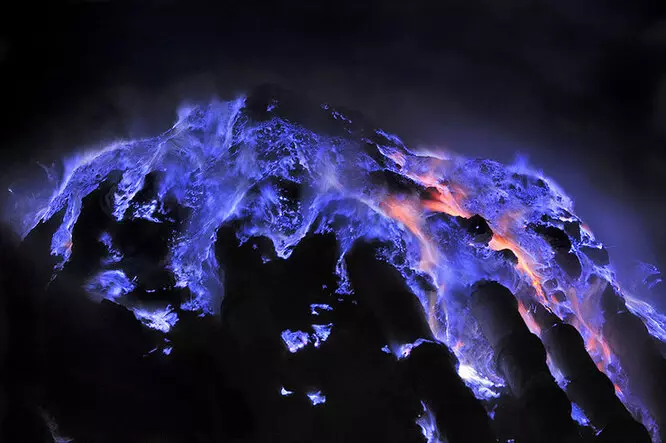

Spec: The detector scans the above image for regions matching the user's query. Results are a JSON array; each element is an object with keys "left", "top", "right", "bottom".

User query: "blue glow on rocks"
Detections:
[
  {"left": 310, "top": 303, "right": 332, "bottom": 316},
  {"left": 571, "top": 403, "right": 590, "bottom": 427},
  {"left": 280, "top": 387, "right": 294, "bottom": 396},
  {"left": 306, "top": 391, "right": 326, "bottom": 406},
  {"left": 133, "top": 305, "right": 179, "bottom": 333},
  {"left": 7, "top": 90, "right": 665, "bottom": 436},
  {"left": 312, "top": 323, "right": 333, "bottom": 347},
  {"left": 456, "top": 363, "right": 502, "bottom": 400},
  {"left": 281, "top": 330, "right": 310, "bottom": 353},
  {"left": 394, "top": 338, "right": 432, "bottom": 359},
  {"left": 84, "top": 270, "right": 135, "bottom": 302},
  {"left": 416, "top": 401, "right": 445, "bottom": 443}
]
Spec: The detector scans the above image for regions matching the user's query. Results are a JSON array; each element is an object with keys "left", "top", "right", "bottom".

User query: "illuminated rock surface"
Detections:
[{"left": 2, "top": 84, "right": 666, "bottom": 442}]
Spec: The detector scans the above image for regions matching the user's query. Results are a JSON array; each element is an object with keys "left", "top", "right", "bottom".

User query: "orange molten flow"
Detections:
[
  {"left": 383, "top": 174, "right": 548, "bottom": 302},
  {"left": 422, "top": 185, "right": 470, "bottom": 219},
  {"left": 488, "top": 234, "right": 546, "bottom": 302},
  {"left": 411, "top": 170, "right": 470, "bottom": 219},
  {"left": 381, "top": 173, "right": 616, "bottom": 376},
  {"left": 483, "top": 210, "right": 547, "bottom": 302},
  {"left": 568, "top": 286, "right": 614, "bottom": 371},
  {"left": 420, "top": 180, "right": 547, "bottom": 302},
  {"left": 518, "top": 301, "right": 542, "bottom": 335},
  {"left": 380, "top": 197, "right": 439, "bottom": 273}
]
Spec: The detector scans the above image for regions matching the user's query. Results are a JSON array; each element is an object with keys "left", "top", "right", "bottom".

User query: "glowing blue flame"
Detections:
[
  {"left": 456, "top": 363, "right": 502, "bottom": 399},
  {"left": 133, "top": 305, "right": 179, "bottom": 333},
  {"left": 626, "top": 294, "right": 666, "bottom": 344},
  {"left": 281, "top": 330, "right": 310, "bottom": 353},
  {"left": 7, "top": 91, "right": 666, "bottom": 437},
  {"left": 306, "top": 390, "right": 326, "bottom": 406},
  {"left": 98, "top": 232, "right": 123, "bottom": 265},
  {"left": 310, "top": 303, "right": 332, "bottom": 316},
  {"left": 84, "top": 270, "right": 135, "bottom": 302},
  {"left": 416, "top": 401, "right": 446, "bottom": 443},
  {"left": 571, "top": 403, "right": 590, "bottom": 427},
  {"left": 132, "top": 200, "right": 161, "bottom": 223},
  {"left": 312, "top": 323, "right": 333, "bottom": 347},
  {"left": 282, "top": 324, "right": 333, "bottom": 352},
  {"left": 393, "top": 338, "right": 432, "bottom": 360},
  {"left": 280, "top": 387, "right": 294, "bottom": 396}
]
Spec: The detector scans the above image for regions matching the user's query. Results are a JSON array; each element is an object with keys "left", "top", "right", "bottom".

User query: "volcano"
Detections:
[{"left": 2, "top": 84, "right": 666, "bottom": 443}]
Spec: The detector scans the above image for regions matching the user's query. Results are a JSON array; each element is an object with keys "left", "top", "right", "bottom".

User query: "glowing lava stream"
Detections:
[{"left": 380, "top": 173, "right": 618, "bottom": 389}]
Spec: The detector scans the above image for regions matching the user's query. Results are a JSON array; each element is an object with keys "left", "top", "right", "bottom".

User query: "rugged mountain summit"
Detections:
[{"left": 2, "top": 84, "right": 665, "bottom": 442}]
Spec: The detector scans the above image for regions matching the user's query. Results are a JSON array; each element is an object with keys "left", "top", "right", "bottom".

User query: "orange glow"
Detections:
[
  {"left": 381, "top": 171, "right": 618, "bottom": 383},
  {"left": 454, "top": 340, "right": 465, "bottom": 351},
  {"left": 414, "top": 173, "right": 470, "bottom": 219},
  {"left": 380, "top": 197, "right": 438, "bottom": 272},
  {"left": 412, "top": 173, "right": 438, "bottom": 188},
  {"left": 422, "top": 184, "right": 470, "bottom": 218},
  {"left": 569, "top": 286, "right": 613, "bottom": 372},
  {"left": 489, "top": 234, "right": 546, "bottom": 302},
  {"left": 418, "top": 181, "right": 547, "bottom": 303},
  {"left": 587, "top": 336, "right": 608, "bottom": 370},
  {"left": 585, "top": 336, "right": 612, "bottom": 371},
  {"left": 601, "top": 339, "right": 612, "bottom": 363},
  {"left": 484, "top": 210, "right": 548, "bottom": 301},
  {"left": 450, "top": 183, "right": 468, "bottom": 199},
  {"left": 518, "top": 302, "right": 542, "bottom": 335}
]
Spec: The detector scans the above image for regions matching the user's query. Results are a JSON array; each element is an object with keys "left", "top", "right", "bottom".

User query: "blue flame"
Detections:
[
  {"left": 571, "top": 403, "right": 590, "bottom": 427},
  {"left": 133, "top": 305, "right": 179, "bottom": 333},
  {"left": 312, "top": 323, "right": 333, "bottom": 348},
  {"left": 456, "top": 363, "right": 502, "bottom": 399},
  {"left": 7, "top": 92, "right": 666, "bottom": 437},
  {"left": 84, "top": 270, "right": 135, "bottom": 302},
  {"left": 416, "top": 401, "right": 446, "bottom": 443},
  {"left": 306, "top": 390, "right": 326, "bottom": 406},
  {"left": 281, "top": 330, "right": 310, "bottom": 353},
  {"left": 310, "top": 303, "right": 332, "bottom": 316},
  {"left": 280, "top": 387, "right": 294, "bottom": 396},
  {"left": 282, "top": 324, "right": 333, "bottom": 352},
  {"left": 98, "top": 232, "right": 123, "bottom": 265},
  {"left": 393, "top": 338, "right": 432, "bottom": 360}
]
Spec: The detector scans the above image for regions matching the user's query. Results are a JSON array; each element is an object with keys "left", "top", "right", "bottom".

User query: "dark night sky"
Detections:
[{"left": 1, "top": 0, "right": 665, "bottom": 299}]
